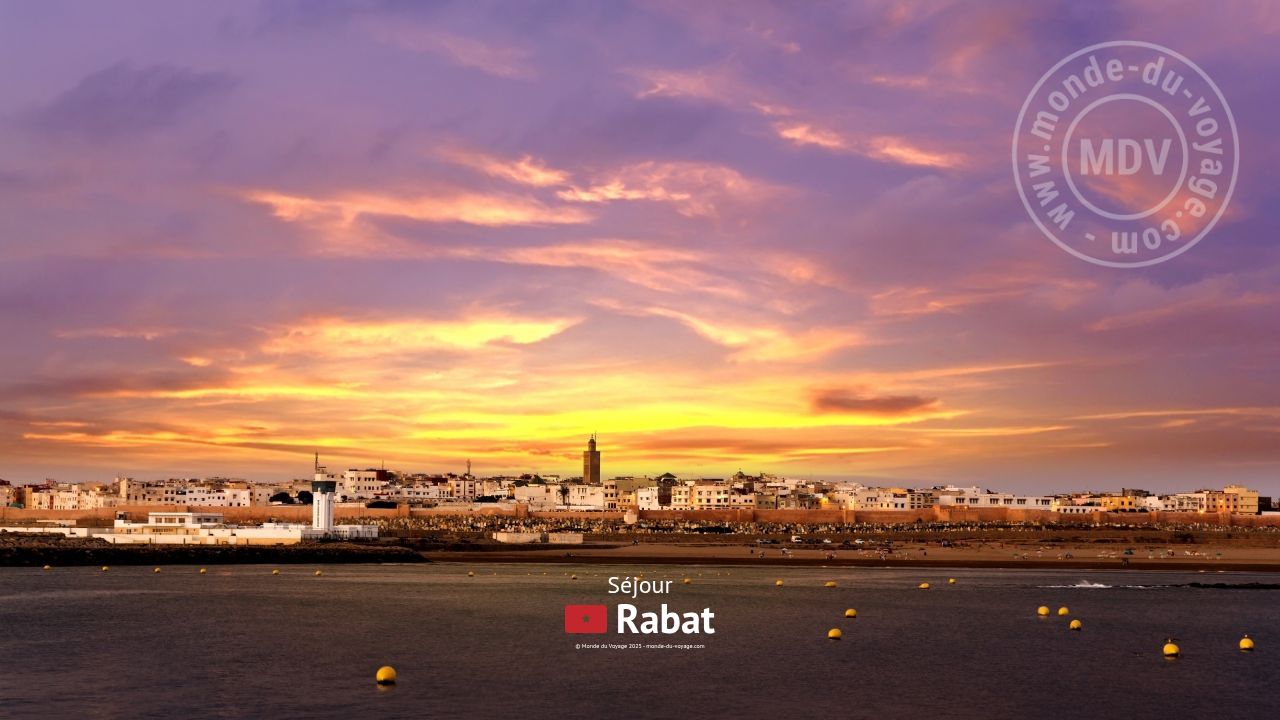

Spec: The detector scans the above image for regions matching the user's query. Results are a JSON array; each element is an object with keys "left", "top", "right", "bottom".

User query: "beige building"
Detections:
[{"left": 1210, "top": 485, "right": 1260, "bottom": 514}]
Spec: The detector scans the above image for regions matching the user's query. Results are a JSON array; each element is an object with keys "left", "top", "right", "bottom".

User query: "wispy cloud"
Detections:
[
  {"left": 639, "top": 306, "right": 863, "bottom": 363},
  {"left": 556, "top": 161, "right": 779, "bottom": 217},
  {"left": 25, "top": 62, "right": 236, "bottom": 140},
  {"left": 261, "top": 314, "right": 579, "bottom": 357},
  {"left": 773, "top": 122, "right": 965, "bottom": 168},
  {"left": 811, "top": 389, "right": 939, "bottom": 415},
  {"left": 244, "top": 188, "right": 592, "bottom": 228},
  {"left": 368, "top": 23, "right": 533, "bottom": 79},
  {"left": 441, "top": 148, "right": 570, "bottom": 187}
]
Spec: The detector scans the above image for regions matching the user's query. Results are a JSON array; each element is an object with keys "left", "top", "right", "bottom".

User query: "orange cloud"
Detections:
[
  {"left": 775, "top": 123, "right": 848, "bottom": 150},
  {"left": 244, "top": 188, "right": 592, "bottom": 228},
  {"left": 441, "top": 148, "right": 569, "bottom": 187},
  {"left": 261, "top": 315, "right": 579, "bottom": 357},
  {"left": 556, "top": 161, "right": 778, "bottom": 217},
  {"left": 639, "top": 306, "right": 863, "bottom": 362},
  {"left": 773, "top": 123, "right": 964, "bottom": 168}
]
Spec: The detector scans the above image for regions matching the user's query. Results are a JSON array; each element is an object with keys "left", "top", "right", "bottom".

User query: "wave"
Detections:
[
  {"left": 1037, "top": 580, "right": 1280, "bottom": 591},
  {"left": 1038, "top": 580, "right": 1112, "bottom": 589}
]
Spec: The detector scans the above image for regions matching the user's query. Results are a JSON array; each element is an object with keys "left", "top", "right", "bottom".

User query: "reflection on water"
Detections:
[{"left": 1, "top": 564, "right": 1275, "bottom": 720}]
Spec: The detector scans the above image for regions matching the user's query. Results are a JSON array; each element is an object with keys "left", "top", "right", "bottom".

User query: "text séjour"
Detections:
[{"left": 608, "top": 575, "right": 674, "bottom": 599}]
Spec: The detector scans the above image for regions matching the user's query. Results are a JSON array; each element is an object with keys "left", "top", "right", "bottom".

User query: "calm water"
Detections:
[{"left": 1, "top": 563, "right": 1277, "bottom": 719}]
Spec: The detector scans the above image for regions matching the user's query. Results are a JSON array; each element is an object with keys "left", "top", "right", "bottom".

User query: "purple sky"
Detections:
[{"left": 1, "top": 0, "right": 1278, "bottom": 494}]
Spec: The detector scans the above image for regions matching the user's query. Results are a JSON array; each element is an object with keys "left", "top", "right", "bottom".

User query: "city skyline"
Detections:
[{"left": 2, "top": 1, "right": 1279, "bottom": 494}]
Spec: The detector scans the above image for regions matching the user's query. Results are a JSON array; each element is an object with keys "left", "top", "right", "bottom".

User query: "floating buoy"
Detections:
[
  {"left": 314, "top": 570, "right": 323, "bottom": 577},
  {"left": 775, "top": 580, "right": 784, "bottom": 587},
  {"left": 1163, "top": 640, "right": 1180, "bottom": 658},
  {"left": 570, "top": 574, "right": 577, "bottom": 580},
  {"left": 844, "top": 608, "right": 857, "bottom": 618},
  {"left": 918, "top": 582, "right": 930, "bottom": 590},
  {"left": 1058, "top": 606, "right": 1069, "bottom": 616},
  {"left": 948, "top": 578, "right": 956, "bottom": 584},
  {"left": 100, "top": 566, "right": 109, "bottom": 572},
  {"left": 153, "top": 567, "right": 161, "bottom": 574},
  {"left": 683, "top": 578, "right": 691, "bottom": 585},
  {"left": 272, "top": 569, "right": 280, "bottom": 575},
  {"left": 1069, "top": 619, "right": 1082, "bottom": 631},
  {"left": 375, "top": 665, "right": 397, "bottom": 685},
  {"left": 1037, "top": 606, "right": 1050, "bottom": 617},
  {"left": 1239, "top": 635, "right": 1254, "bottom": 652},
  {"left": 42, "top": 565, "right": 51, "bottom": 572},
  {"left": 824, "top": 581, "right": 837, "bottom": 588},
  {"left": 199, "top": 568, "right": 207, "bottom": 575},
  {"left": 827, "top": 628, "right": 842, "bottom": 640}
]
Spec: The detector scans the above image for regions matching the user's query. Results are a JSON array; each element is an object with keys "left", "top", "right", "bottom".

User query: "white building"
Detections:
[
  {"left": 567, "top": 484, "right": 606, "bottom": 510},
  {"left": 385, "top": 482, "right": 451, "bottom": 503},
  {"left": 935, "top": 486, "right": 1054, "bottom": 510},
  {"left": 1, "top": 511, "right": 377, "bottom": 545},
  {"left": 636, "top": 487, "right": 662, "bottom": 510},
  {"left": 340, "top": 470, "right": 388, "bottom": 501},
  {"left": 513, "top": 483, "right": 561, "bottom": 510}
]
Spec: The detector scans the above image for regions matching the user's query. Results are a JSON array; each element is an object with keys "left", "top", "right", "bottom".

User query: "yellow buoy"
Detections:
[
  {"left": 824, "top": 581, "right": 837, "bottom": 588},
  {"left": 467, "top": 571, "right": 474, "bottom": 577},
  {"left": 1037, "top": 606, "right": 1050, "bottom": 617},
  {"left": 199, "top": 568, "right": 207, "bottom": 575},
  {"left": 272, "top": 569, "right": 280, "bottom": 575},
  {"left": 827, "top": 628, "right": 842, "bottom": 640},
  {"left": 1239, "top": 635, "right": 1254, "bottom": 652},
  {"left": 375, "top": 665, "right": 397, "bottom": 685},
  {"left": 844, "top": 608, "right": 857, "bottom": 618},
  {"left": 100, "top": 566, "right": 109, "bottom": 572},
  {"left": 1163, "top": 641, "right": 1180, "bottom": 658},
  {"left": 775, "top": 579, "right": 784, "bottom": 587},
  {"left": 570, "top": 574, "right": 577, "bottom": 580},
  {"left": 1069, "top": 619, "right": 1082, "bottom": 631},
  {"left": 153, "top": 567, "right": 161, "bottom": 574},
  {"left": 314, "top": 570, "right": 323, "bottom": 577},
  {"left": 918, "top": 582, "right": 930, "bottom": 590},
  {"left": 683, "top": 578, "right": 691, "bottom": 584},
  {"left": 42, "top": 565, "right": 51, "bottom": 572},
  {"left": 948, "top": 578, "right": 956, "bottom": 584},
  {"left": 1058, "top": 606, "right": 1069, "bottom": 616}
]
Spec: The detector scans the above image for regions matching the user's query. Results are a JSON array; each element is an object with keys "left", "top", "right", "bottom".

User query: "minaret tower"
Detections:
[{"left": 583, "top": 433, "right": 601, "bottom": 485}]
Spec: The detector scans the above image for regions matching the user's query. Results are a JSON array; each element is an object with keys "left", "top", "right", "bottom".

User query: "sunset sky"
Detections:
[{"left": 1, "top": 1, "right": 1278, "bottom": 493}]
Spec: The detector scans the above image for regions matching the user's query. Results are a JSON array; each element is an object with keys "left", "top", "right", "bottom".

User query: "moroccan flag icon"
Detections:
[{"left": 565, "top": 604, "right": 608, "bottom": 633}]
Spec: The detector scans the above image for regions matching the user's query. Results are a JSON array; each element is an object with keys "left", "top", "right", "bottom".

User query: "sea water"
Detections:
[{"left": 1, "top": 564, "right": 1276, "bottom": 719}]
